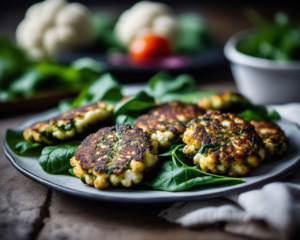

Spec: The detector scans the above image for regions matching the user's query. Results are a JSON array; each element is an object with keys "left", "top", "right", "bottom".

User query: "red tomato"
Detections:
[{"left": 129, "top": 34, "right": 172, "bottom": 61}]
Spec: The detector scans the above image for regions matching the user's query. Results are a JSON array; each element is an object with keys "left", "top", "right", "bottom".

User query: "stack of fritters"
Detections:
[
  {"left": 24, "top": 101, "right": 114, "bottom": 144},
  {"left": 134, "top": 101, "right": 205, "bottom": 148},
  {"left": 70, "top": 124, "right": 158, "bottom": 189},
  {"left": 183, "top": 111, "right": 266, "bottom": 177}
]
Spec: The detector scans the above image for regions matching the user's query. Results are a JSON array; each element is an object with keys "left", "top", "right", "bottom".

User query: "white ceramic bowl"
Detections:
[{"left": 224, "top": 30, "right": 300, "bottom": 104}]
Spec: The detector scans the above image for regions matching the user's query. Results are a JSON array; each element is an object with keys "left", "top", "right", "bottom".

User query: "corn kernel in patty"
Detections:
[
  {"left": 23, "top": 101, "right": 114, "bottom": 144},
  {"left": 134, "top": 101, "right": 204, "bottom": 148},
  {"left": 70, "top": 124, "right": 158, "bottom": 189},
  {"left": 183, "top": 111, "right": 265, "bottom": 177}
]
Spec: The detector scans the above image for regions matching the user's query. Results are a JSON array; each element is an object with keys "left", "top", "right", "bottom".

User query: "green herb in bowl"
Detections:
[{"left": 236, "top": 11, "right": 300, "bottom": 61}]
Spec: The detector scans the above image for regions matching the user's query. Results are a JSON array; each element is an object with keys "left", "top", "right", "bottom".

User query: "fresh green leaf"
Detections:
[
  {"left": 71, "top": 57, "right": 106, "bottom": 73},
  {"left": 146, "top": 72, "right": 197, "bottom": 101},
  {"left": 39, "top": 141, "right": 81, "bottom": 174},
  {"left": 238, "top": 105, "right": 280, "bottom": 121},
  {"left": 0, "top": 36, "right": 30, "bottom": 90},
  {"left": 57, "top": 73, "right": 124, "bottom": 113},
  {"left": 57, "top": 98, "right": 74, "bottom": 113},
  {"left": 145, "top": 161, "right": 242, "bottom": 192},
  {"left": 158, "top": 144, "right": 182, "bottom": 157},
  {"left": 237, "top": 11, "right": 300, "bottom": 61},
  {"left": 175, "top": 13, "right": 210, "bottom": 54},
  {"left": 158, "top": 91, "right": 216, "bottom": 104},
  {"left": 8, "top": 61, "right": 85, "bottom": 97},
  {"left": 267, "top": 109, "right": 281, "bottom": 121},
  {"left": 8, "top": 69, "right": 42, "bottom": 97},
  {"left": 114, "top": 113, "right": 141, "bottom": 125},
  {"left": 0, "top": 90, "right": 13, "bottom": 102},
  {"left": 113, "top": 90, "right": 155, "bottom": 124},
  {"left": 15, "top": 141, "right": 41, "bottom": 154},
  {"left": 5, "top": 129, "right": 42, "bottom": 156},
  {"left": 82, "top": 73, "right": 123, "bottom": 105},
  {"left": 68, "top": 168, "right": 75, "bottom": 176},
  {"left": 90, "top": 12, "right": 122, "bottom": 51}
]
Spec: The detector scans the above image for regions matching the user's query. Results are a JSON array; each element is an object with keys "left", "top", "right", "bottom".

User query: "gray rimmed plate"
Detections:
[{"left": 3, "top": 109, "right": 300, "bottom": 203}]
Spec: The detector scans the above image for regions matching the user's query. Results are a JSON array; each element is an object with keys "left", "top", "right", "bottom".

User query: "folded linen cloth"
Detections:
[{"left": 159, "top": 103, "right": 300, "bottom": 240}]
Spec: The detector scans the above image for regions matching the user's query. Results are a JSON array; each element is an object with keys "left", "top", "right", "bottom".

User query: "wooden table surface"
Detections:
[{"left": 0, "top": 80, "right": 256, "bottom": 240}]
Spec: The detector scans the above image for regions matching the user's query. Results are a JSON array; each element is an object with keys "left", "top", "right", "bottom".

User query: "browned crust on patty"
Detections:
[
  {"left": 49, "top": 102, "right": 102, "bottom": 123},
  {"left": 250, "top": 120, "right": 285, "bottom": 141},
  {"left": 134, "top": 101, "right": 205, "bottom": 135},
  {"left": 197, "top": 92, "right": 251, "bottom": 112},
  {"left": 75, "top": 124, "right": 153, "bottom": 174},
  {"left": 183, "top": 111, "right": 265, "bottom": 176},
  {"left": 250, "top": 120, "right": 289, "bottom": 160},
  {"left": 23, "top": 101, "right": 112, "bottom": 144}
]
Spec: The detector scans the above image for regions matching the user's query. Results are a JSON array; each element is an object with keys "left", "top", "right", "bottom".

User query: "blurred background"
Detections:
[
  {"left": 1, "top": 1, "right": 299, "bottom": 43},
  {"left": 0, "top": 0, "right": 299, "bottom": 115}
]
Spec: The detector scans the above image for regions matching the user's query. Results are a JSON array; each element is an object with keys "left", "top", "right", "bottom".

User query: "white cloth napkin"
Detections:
[{"left": 159, "top": 103, "right": 300, "bottom": 240}]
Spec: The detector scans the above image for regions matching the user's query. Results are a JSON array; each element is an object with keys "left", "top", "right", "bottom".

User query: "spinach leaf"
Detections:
[
  {"left": 175, "top": 13, "right": 210, "bottom": 54},
  {"left": 157, "top": 144, "right": 182, "bottom": 157},
  {"left": 114, "top": 113, "right": 141, "bottom": 125},
  {"left": 39, "top": 141, "right": 81, "bottom": 174},
  {"left": 68, "top": 168, "right": 75, "bottom": 176},
  {"left": 90, "top": 12, "right": 122, "bottom": 52},
  {"left": 71, "top": 57, "right": 106, "bottom": 74},
  {"left": 145, "top": 161, "right": 242, "bottom": 192},
  {"left": 238, "top": 105, "right": 280, "bottom": 121},
  {"left": 58, "top": 73, "right": 123, "bottom": 112},
  {"left": 113, "top": 91, "right": 155, "bottom": 124},
  {"left": 0, "top": 90, "right": 13, "bottom": 102},
  {"left": 8, "top": 61, "right": 84, "bottom": 98},
  {"left": 82, "top": 73, "right": 123, "bottom": 106},
  {"left": 146, "top": 143, "right": 243, "bottom": 192},
  {"left": 0, "top": 36, "right": 30, "bottom": 90},
  {"left": 158, "top": 91, "right": 216, "bottom": 104},
  {"left": 5, "top": 129, "right": 42, "bottom": 156},
  {"left": 146, "top": 72, "right": 197, "bottom": 101},
  {"left": 8, "top": 69, "right": 42, "bottom": 97},
  {"left": 237, "top": 10, "right": 300, "bottom": 61},
  {"left": 57, "top": 98, "right": 74, "bottom": 113}
]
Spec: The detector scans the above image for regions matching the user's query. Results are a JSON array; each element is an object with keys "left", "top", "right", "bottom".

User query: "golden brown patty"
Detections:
[
  {"left": 70, "top": 124, "right": 158, "bottom": 189},
  {"left": 23, "top": 101, "right": 114, "bottom": 144},
  {"left": 250, "top": 120, "right": 289, "bottom": 160},
  {"left": 183, "top": 111, "right": 265, "bottom": 177},
  {"left": 134, "top": 101, "right": 205, "bottom": 147},
  {"left": 198, "top": 92, "right": 251, "bottom": 112}
]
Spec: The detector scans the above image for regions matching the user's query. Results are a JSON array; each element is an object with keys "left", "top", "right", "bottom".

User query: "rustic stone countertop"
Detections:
[{"left": 0, "top": 81, "right": 258, "bottom": 240}]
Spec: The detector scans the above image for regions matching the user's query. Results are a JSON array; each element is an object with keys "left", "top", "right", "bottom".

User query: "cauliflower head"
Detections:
[
  {"left": 115, "top": 1, "right": 178, "bottom": 47},
  {"left": 16, "top": 0, "right": 94, "bottom": 60}
]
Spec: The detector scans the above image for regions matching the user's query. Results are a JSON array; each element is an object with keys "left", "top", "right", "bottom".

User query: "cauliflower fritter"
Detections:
[
  {"left": 250, "top": 120, "right": 289, "bottom": 160},
  {"left": 134, "top": 101, "right": 205, "bottom": 148},
  {"left": 24, "top": 101, "right": 114, "bottom": 144},
  {"left": 183, "top": 111, "right": 265, "bottom": 177},
  {"left": 198, "top": 92, "right": 251, "bottom": 112},
  {"left": 70, "top": 124, "right": 158, "bottom": 189}
]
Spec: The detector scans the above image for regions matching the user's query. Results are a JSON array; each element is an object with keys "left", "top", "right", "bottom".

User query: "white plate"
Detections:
[{"left": 3, "top": 109, "right": 300, "bottom": 203}]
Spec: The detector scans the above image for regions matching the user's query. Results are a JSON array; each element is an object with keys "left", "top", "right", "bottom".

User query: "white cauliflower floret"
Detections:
[
  {"left": 75, "top": 108, "right": 110, "bottom": 133},
  {"left": 52, "top": 128, "right": 75, "bottom": 140},
  {"left": 151, "top": 131, "right": 174, "bottom": 148},
  {"left": 115, "top": 1, "right": 178, "bottom": 47},
  {"left": 16, "top": 0, "right": 94, "bottom": 60},
  {"left": 121, "top": 170, "right": 143, "bottom": 187},
  {"left": 109, "top": 174, "right": 123, "bottom": 186}
]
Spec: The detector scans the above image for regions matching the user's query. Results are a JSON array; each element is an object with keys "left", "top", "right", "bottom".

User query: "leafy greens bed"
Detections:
[{"left": 5, "top": 72, "right": 280, "bottom": 192}]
